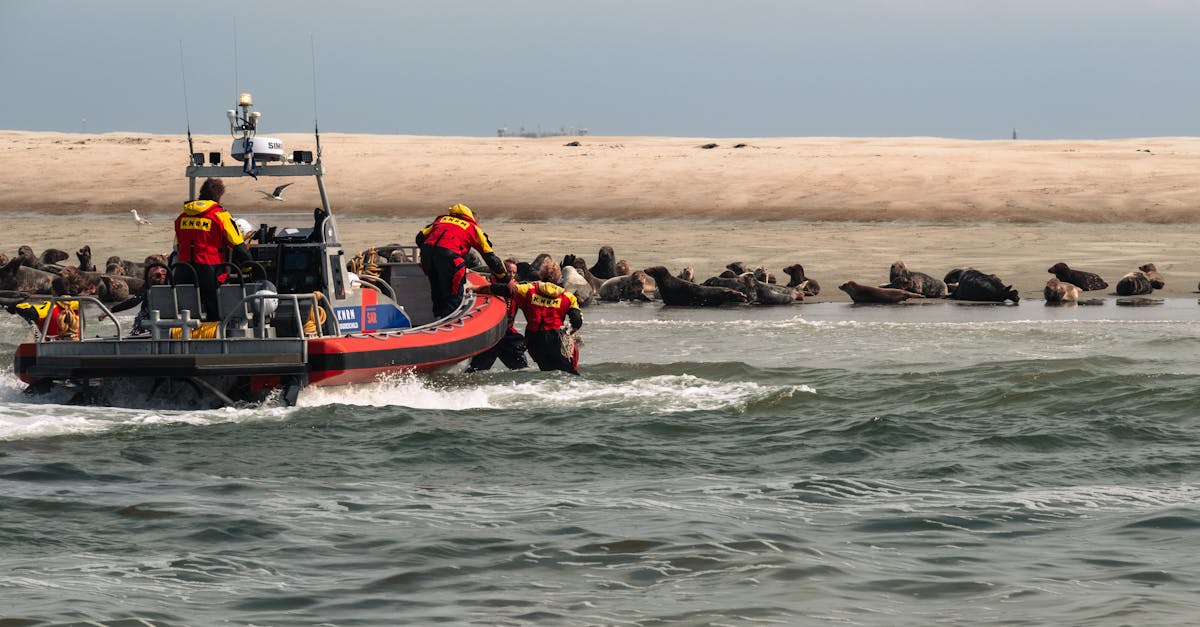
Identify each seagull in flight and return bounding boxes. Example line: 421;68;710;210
130;209;151;228
258;183;293;201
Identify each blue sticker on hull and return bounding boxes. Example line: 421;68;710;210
365;304;411;330
334;307;361;332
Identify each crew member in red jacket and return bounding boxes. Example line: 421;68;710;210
415;203;508;318
479;268;583;374
466;258;528;372
173;178;252;321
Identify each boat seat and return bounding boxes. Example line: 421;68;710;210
217;283;250;323
147;283;204;320
173;284;204;320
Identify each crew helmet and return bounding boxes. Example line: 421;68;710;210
447;203;476;221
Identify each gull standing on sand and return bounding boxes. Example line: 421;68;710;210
258;183;293;201
130;209;151;229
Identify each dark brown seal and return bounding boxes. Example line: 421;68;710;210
76;245;96;272
946;268;1020;303
589;246;618;280
644;266;748;306
838;281;924;304
1047;262;1108;291
781;263;820;296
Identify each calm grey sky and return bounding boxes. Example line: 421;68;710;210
2;0;1198;139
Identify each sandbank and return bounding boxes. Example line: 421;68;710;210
2;131;1198;301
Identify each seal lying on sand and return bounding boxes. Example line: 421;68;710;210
701;274;755;301
1138;263;1165;289
781;264;820;296
561;265;596;306
751;277;803;304
76;246;97;272
885;261;947;298
0;257;54;294
563;255;606;293
1048;262;1108;291
589;246;618;280
644;266;748;306
1115;271;1153;296
752;266;777;284
839;281;924;304
1044;277;1082;303
946;268;1020;303
598;271;651;302
41;248;69;266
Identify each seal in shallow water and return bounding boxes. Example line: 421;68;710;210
1044;277;1082;303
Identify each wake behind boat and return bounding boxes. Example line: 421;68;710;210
12;93;508;407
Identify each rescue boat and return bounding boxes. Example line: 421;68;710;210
12;93;508;407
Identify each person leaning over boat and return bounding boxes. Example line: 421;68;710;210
477;264;583;375
465;258;529;373
415;203;508;318
173;178;253;321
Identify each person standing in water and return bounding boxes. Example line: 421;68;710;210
478;264;582;374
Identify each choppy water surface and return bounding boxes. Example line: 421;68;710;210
2;299;1199;625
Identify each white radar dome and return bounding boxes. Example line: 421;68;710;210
231;137;285;162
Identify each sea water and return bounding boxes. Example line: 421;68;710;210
1;299;1198;625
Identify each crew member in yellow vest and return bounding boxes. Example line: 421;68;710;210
2;272;85;341
415;203;508;318
465;258;528;372
478;264;583;374
174;178;253;321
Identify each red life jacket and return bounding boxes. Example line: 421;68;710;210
422;214;484;257
15;301;79;340
503;290;520;333
175;200;242;265
514;282;577;332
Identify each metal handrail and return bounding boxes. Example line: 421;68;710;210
36;295;121;342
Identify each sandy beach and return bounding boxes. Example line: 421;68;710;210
2;131;1199;300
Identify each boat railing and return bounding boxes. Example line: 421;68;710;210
35;295;121;342
356;273;396;300
226;292;328;340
